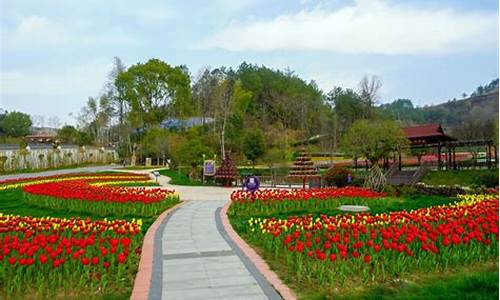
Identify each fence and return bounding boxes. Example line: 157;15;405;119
0;144;119;172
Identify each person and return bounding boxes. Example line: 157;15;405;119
347;172;353;185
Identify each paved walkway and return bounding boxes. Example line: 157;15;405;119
146;175;281;300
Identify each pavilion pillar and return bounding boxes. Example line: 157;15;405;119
437;143;442;170
398;150;402;171
446;145;452;170
494;145;498;167
452;147;457;170
487;143;492;169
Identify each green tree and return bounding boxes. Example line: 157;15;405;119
341;119;409;166
141;126;169;165
173;138;213;168
57;125;79;144
115;58;192;128
243;130;266;166
0;111;32;137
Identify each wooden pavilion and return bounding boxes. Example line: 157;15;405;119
401;124;497;170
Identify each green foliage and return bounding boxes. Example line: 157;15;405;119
115;58;192;127
0;111;32;137
57;125;79;144
324;167;352;187
243;130;266;164
475;172;499;188
158;168;211;186
341;119;409;164
140;126;169;161
174;138;213;167
421;169;499;187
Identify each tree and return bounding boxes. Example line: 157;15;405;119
327;87;364;135
115;58;192;128
342;119;408;191
141;126;169;165
341;119;408;166
0;111;32;137
174;138;213;168
243;130;266;166
78;95;114;145
358;75;382;118
57;125;79;144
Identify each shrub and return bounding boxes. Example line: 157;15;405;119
474;172;499;188
324;167;353;187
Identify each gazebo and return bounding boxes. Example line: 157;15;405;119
401;124;497;170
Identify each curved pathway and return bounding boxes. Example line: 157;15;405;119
147;175;281;300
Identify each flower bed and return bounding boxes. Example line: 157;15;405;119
240;194;498;285
0;214;143;298
0;173;150;191
15;174;178;217
229;187;385;216
231;187;385;203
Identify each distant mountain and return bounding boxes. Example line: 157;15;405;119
421;88;498;127
380;81;498;140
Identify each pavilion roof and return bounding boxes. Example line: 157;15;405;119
403;124;456;144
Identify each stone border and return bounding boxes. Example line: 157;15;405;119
130;201;187;300
219;201;297;300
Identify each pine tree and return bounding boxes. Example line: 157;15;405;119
288;148;320;189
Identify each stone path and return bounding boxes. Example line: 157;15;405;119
147;175;282;300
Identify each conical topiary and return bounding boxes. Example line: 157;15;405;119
288;148;320;189
215;153;239;187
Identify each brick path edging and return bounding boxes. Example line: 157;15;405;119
130;201;187;300
220;201;297;300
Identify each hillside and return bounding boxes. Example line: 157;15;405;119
422;89;498;127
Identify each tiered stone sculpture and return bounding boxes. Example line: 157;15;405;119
288;148;320;189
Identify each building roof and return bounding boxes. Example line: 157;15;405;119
403;124;456;144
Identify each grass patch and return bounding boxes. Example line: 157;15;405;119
421;169;498;187
158;169;213;186
117;166;163;170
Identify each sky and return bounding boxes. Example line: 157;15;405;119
1;0;498;126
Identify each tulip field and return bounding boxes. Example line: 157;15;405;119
0;173;179;299
228;187;499;299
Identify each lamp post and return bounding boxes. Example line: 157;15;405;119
202;154;206;184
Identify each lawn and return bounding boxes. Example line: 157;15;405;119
421;169;498;187
158;168;213;186
0;173;180;299
228;188;499;299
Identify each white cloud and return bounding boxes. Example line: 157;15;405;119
13;16;69;46
1;61;112;97
201;0;497;54
5;15;136;50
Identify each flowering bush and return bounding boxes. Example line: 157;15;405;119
241;194;498;285
0;214;143;297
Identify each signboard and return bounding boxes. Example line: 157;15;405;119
244;176;260;193
203;160;216;176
